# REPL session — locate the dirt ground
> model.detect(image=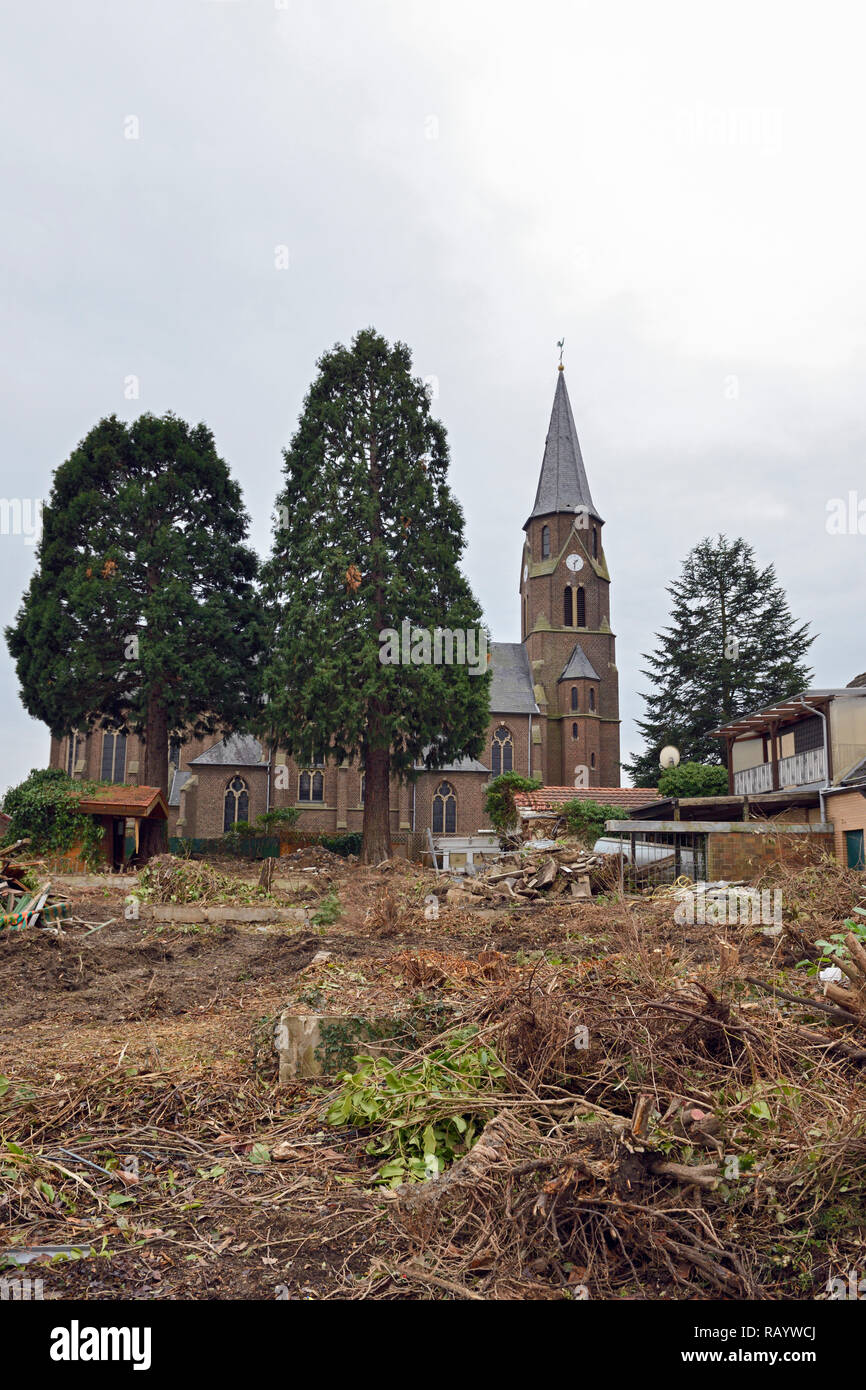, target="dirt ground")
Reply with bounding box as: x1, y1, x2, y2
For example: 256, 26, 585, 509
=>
2, 851, 865, 1301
